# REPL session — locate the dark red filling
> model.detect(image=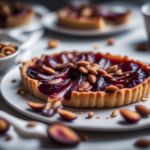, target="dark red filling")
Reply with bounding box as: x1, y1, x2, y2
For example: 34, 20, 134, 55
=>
27, 52, 149, 100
